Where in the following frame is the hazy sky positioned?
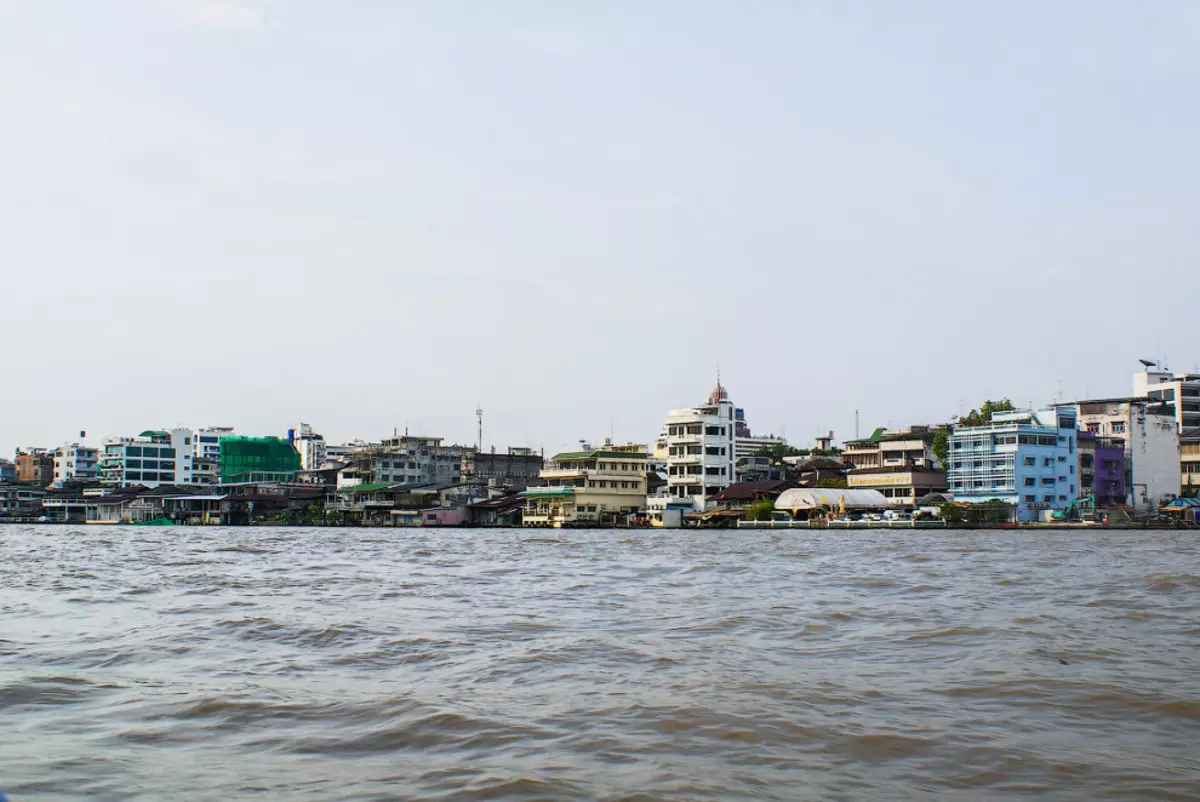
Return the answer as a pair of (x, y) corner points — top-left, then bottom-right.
(2, 0), (1198, 458)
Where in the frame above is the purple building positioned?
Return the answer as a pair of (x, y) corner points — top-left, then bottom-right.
(1079, 431), (1125, 506)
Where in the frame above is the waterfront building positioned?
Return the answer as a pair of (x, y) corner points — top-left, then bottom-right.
(947, 408), (1078, 522)
(219, 436), (301, 484)
(0, 459), (15, 483)
(1076, 431), (1126, 507)
(660, 382), (737, 512)
(15, 449), (54, 486)
(349, 435), (474, 487)
(462, 447), (544, 490)
(1134, 367), (1200, 432)
(193, 426), (235, 485)
(99, 429), (195, 488)
(1057, 398), (1179, 511)
(52, 443), (99, 484)
(1182, 428), (1200, 497)
(523, 441), (647, 526)
(0, 484), (47, 518)
(843, 425), (947, 508)
(291, 423), (327, 471)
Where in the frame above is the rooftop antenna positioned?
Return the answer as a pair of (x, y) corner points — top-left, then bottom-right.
(855, 409), (859, 440)
(476, 405), (483, 452)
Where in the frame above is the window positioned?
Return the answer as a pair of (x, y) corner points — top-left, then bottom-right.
(1024, 457), (1035, 466)
(1111, 422), (1126, 435)
(1024, 494), (1036, 502)
(1044, 458), (1053, 467)
(1058, 456), (1066, 462)
(1044, 495), (1055, 503)
(1024, 477), (1036, 487)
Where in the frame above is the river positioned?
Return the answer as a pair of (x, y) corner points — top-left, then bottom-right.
(1, 526), (1197, 800)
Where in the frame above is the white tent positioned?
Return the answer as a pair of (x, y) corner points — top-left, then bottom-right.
(775, 488), (888, 512)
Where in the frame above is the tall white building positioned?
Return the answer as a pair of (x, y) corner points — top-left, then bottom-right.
(1134, 367), (1200, 432)
(661, 382), (737, 511)
(99, 428), (195, 488)
(1063, 398), (1180, 511)
(292, 423), (327, 471)
(53, 443), (99, 484)
(193, 426), (235, 485)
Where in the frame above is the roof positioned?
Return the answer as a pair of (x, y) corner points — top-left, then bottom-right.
(708, 480), (791, 502)
(342, 482), (397, 494)
(1181, 427), (1200, 444)
(775, 488), (888, 511)
(553, 450), (648, 461)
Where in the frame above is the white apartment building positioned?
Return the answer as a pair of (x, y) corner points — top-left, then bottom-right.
(1135, 367), (1200, 432)
(661, 382), (737, 511)
(1062, 398), (1180, 510)
(99, 428), (195, 488)
(53, 443), (99, 483)
(192, 426), (234, 486)
(292, 422), (327, 471)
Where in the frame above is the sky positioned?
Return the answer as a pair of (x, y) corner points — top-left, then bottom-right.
(2, 0), (1198, 458)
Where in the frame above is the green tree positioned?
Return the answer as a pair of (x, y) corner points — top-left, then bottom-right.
(810, 447), (843, 457)
(817, 477), (848, 489)
(756, 443), (809, 463)
(931, 428), (949, 466)
(958, 399), (1016, 427)
(744, 498), (776, 521)
(940, 503), (964, 526)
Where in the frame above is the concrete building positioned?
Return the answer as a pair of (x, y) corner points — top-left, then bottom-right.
(53, 443), (99, 484)
(99, 429), (195, 488)
(0, 459), (15, 483)
(346, 435), (475, 487)
(1077, 431), (1126, 507)
(15, 449), (54, 485)
(523, 442), (647, 526)
(291, 423), (327, 471)
(947, 408), (1078, 522)
(660, 382), (737, 512)
(1059, 398), (1179, 511)
(193, 426), (234, 485)
(463, 447), (544, 490)
(1182, 428), (1200, 497)
(842, 425), (947, 508)
(1134, 367), (1200, 432)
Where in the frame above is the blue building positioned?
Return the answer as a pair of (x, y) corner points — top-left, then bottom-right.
(947, 408), (1078, 522)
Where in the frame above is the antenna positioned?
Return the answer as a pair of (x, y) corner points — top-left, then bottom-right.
(855, 409), (859, 440)
(476, 405), (483, 452)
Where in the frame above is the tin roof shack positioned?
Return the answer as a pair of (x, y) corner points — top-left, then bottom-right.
(698, 480), (795, 526)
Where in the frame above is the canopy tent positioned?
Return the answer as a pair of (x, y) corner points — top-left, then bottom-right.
(775, 488), (888, 513)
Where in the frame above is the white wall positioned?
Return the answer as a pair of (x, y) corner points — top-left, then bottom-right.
(1130, 411), (1180, 508)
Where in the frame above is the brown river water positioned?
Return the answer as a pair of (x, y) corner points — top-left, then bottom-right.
(1, 526), (1198, 800)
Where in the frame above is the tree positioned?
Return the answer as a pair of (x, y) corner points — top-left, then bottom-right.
(817, 477), (848, 489)
(810, 447), (843, 457)
(958, 399), (1016, 428)
(931, 428), (949, 466)
(940, 503), (964, 526)
(744, 498), (776, 521)
(756, 443), (809, 463)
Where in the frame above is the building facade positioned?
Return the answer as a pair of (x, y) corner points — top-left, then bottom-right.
(523, 443), (647, 526)
(1077, 431), (1126, 507)
(1063, 398), (1179, 511)
(843, 425), (947, 508)
(192, 426), (234, 485)
(1135, 368), (1200, 432)
(53, 443), (99, 484)
(463, 448), (544, 490)
(660, 382), (737, 511)
(15, 449), (54, 485)
(99, 429), (195, 488)
(1182, 428), (1200, 497)
(947, 408), (1078, 522)
(291, 423), (327, 471)
(0, 459), (16, 483)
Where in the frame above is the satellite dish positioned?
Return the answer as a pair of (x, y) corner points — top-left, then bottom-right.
(1139, 359), (1157, 368)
